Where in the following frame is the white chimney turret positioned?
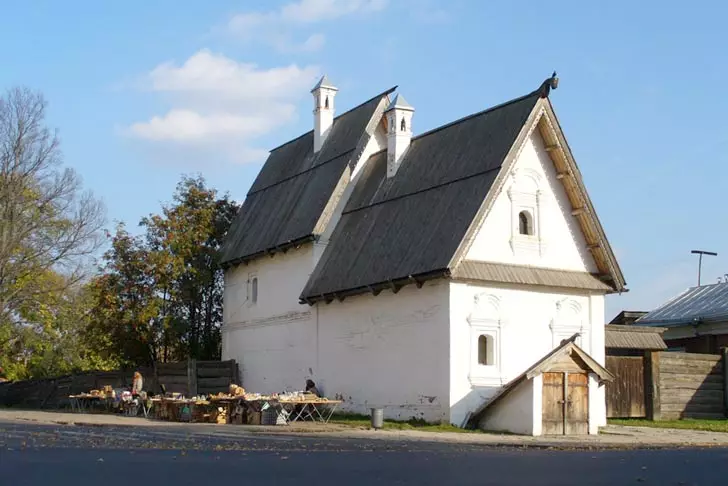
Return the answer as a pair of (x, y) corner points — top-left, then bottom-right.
(384, 94), (414, 178)
(311, 75), (338, 153)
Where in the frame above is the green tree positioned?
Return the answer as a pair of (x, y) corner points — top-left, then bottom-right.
(90, 175), (238, 365)
(0, 86), (105, 379)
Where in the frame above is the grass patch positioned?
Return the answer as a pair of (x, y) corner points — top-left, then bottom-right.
(329, 412), (478, 433)
(609, 418), (728, 433)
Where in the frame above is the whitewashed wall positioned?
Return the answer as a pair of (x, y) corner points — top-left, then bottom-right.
(479, 376), (538, 435)
(449, 281), (605, 427)
(222, 245), (317, 393)
(465, 128), (597, 273)
(316, 280), (451, 422)
(449, 122), (609, 429)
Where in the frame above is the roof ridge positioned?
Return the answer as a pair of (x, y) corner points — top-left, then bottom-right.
(267, 86), (397, 153)
(411, 89), (540, 143)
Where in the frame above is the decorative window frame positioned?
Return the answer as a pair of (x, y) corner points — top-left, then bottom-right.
(467, 293), (506, 386)
(507, 168), (547, 257)
(549, 299), (588, 351)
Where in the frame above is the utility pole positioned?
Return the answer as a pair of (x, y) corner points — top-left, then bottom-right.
(691, 250), (718, 286)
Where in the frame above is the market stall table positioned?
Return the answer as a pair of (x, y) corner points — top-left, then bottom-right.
(68, 394), (112, 413)
(278, 399), (342, 424)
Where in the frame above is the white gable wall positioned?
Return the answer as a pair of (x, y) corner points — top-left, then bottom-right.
(449, 124), (608, 428)
(465, 128), (597, 273)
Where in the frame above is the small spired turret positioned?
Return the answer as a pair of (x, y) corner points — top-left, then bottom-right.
(384, 94), (415, 178)
(311, 75), (338, 153)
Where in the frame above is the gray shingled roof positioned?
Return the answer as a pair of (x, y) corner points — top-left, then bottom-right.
(637, 282), (728, 327)
(221, 88), (395, 266)
(605, 325), (667, 350)
(300, 91), (541, 302)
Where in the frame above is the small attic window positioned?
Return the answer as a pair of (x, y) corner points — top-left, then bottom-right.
(400, 118), (407, 132)
(518, 211), (533, 236)
(324, 95), (329, 109)
(478, 335), (494, 366)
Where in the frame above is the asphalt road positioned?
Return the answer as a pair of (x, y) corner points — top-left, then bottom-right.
(1, 421), (727, 485)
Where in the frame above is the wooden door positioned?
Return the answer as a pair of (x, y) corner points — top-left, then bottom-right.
(566, 372), (589, 435)
(542, 372), (565, 435)
(542, 371), (590, 435)
(605, 356), (646, 418)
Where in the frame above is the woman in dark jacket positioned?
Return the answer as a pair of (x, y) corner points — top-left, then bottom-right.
(305, 379), (321, 397)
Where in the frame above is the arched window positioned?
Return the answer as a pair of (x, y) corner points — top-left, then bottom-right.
(518, 211), (533, 236)
(478, 335), (494, 365)
(324, 95), (329, 109)
(400, 117), (407, 132)
(251, 277), (258, 304)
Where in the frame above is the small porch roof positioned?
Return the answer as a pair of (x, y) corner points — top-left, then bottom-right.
(466, 334), (613, 428)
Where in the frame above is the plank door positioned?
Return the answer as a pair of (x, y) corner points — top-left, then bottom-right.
(565, 372), (589, 435)
(605, 356), (646, 418)
(542, 372), (565, 435)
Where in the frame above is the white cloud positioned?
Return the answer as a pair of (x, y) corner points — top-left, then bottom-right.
(124, 49), (320, 165)
(128, 107), (295, 142)
(224, 0), (388, 52)
(146, 50), (318, 102)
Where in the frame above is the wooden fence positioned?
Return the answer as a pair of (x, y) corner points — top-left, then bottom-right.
(607, 350), (728, 420)
(650, 351), (727, 420)
(0, 359), (239, 409)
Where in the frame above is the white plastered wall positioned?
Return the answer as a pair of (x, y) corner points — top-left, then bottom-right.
(450, 123), (608, 429)
(316, 280), (451, 422)
(449, 281), (604, 428)
(222, 245), (317, 393)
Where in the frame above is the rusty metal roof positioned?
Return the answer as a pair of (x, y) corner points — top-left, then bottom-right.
(605, 325), (667, 350)
(452, 261), (614, 292)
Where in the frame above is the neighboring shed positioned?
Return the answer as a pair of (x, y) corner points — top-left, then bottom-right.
(467, 335), (613, 436)
(605, 324), (667, 356)
(604, 324), (667, 419)
(636, 282), (728, 354)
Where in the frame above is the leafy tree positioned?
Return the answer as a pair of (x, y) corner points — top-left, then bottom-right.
(90, 176), (238, 365)
(0, 86), (105, 379)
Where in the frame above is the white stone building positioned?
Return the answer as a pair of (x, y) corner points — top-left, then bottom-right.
(220, 74), (626, 435)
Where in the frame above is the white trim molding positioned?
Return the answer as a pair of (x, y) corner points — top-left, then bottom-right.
(467, 293), (507, 386)
(508, 168), (547, 258)
(549, 298), (589, 351)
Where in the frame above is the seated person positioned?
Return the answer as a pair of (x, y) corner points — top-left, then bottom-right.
(305, 379), (321, 397)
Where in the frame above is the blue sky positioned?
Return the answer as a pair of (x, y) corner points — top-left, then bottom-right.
(1, 0), (727, 320)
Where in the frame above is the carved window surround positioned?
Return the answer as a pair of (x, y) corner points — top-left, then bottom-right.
(467, 294), (507, 386)
(508, 186), (547, 257)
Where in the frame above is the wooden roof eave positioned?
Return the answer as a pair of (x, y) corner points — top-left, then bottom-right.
(537, 100), (627, 293)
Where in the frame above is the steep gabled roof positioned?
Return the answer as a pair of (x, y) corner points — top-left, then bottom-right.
(637, 282), (728, 327)
(221, 87), (395, 267)
(466, 335), (613, 428)
(299, 90), (540, 302)
(300, 79), (627, 304)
